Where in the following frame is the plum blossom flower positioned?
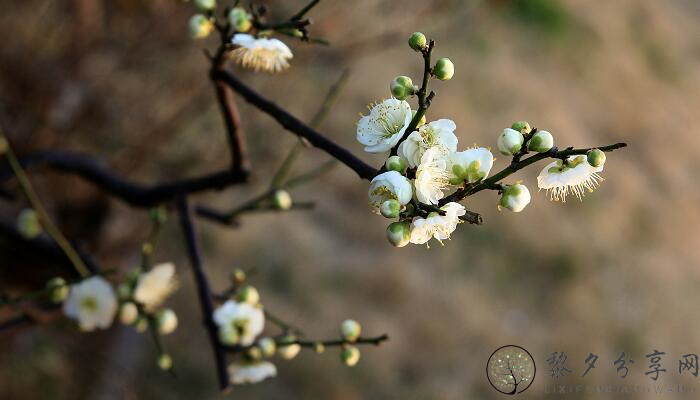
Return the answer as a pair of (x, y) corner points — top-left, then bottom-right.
(63, 276), (118, 331)
(414, 146), (451, 205)
(229, 361), (277, 384)
(213, 300), (265, 346)
(368, 171), (413, 212)
(356, 98), (412, 153)
(397, 119), (458, 168)
(537, 155), (604, 202)
(409, 202), (466, 245)
(449, 147), (493, 184)
(499, 183), (531, 212)
(133, 262), (178, 312)
(231, 34), (293, 73)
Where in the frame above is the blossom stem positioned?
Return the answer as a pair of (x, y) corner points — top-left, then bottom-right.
(293, 334), (389, 348)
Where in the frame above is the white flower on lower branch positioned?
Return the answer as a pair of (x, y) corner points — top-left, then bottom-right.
(230, 34), (293, 73)
(409, 202), (466, 246)
(397, 119), (458, 168)
(356, 98), (412, 153)
(63, 276), (118, 331)
(414, 146), (451, 205)
(229, 360), (277, 385)
(537, 155), (604, 202)
(368, 171), (413, 213)
(133, 262), (178, 312)
(213, 300), (265, 346)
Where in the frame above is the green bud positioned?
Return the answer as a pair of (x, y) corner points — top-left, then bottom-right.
(157, 308), (178, 335)
(341, 346), (360, 367)
(380, 200), (401, 219)
(434, 58), (454, 81)
(385, 155), (407, 173)
(340, 319), (362, 342)
(511, 121), (531, 134)
(247, 346), (263, 361)
(228, 7), (251, 33)
(390, 76), (415, 100)
(231, 268), (246, 284)
(189, 14), (213, 39)
(587, 148), (606, 168)
(237, 285), (260, 305)
(411, 110), (427, 127)
(117, 283), (132, 301)
(408, 32), (428, 51)
(134, 316), (149, 333)
(314, 342), (325, 354)
(527, 130), (554, 153)
(499, 184), (531, 213)
(272, 189), (293, 210)
(126, 268), (142, 286)
(219, 327), (239, 345)
(386, 221), (411, 248)
(497, 128), (524, 156)
(195, 0), (216, 10)
(46, 277), (69, 303)
(158, 354), (173, 371)
(17, 209), (42, 239)
(278, 343), (301, 360)
(119, 302), (139, 325)
(258, 337), (276, 357)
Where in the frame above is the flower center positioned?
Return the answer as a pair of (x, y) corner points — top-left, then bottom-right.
(80, 297), (98, 313)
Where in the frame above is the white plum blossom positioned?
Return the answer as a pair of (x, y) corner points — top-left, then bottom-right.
(133, 262), (178, 312)
(449, 147), (493, 184)
(499, 183), (531, 212)
(397, 119), (458, 168)
(213, 300), (265, 346)
(368, 171), (413, 212)
(497, 128), (524, 156)
(409, 202), (466, 245)
(63, 276), (118, 331)
(231, 34), (293, 73)
(537, 155), (604, 202)
(229, 361), (277, 385)
(414, 146), (451, 205)
(356, 98), (412, 153)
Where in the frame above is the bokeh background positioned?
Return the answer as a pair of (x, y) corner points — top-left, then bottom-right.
(1, 0), (699, 398)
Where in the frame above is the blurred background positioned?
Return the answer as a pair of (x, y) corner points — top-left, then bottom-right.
(1, 0), (699, 398)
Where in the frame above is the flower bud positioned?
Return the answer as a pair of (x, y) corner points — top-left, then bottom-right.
(499, 184), (531, 213)
(231, 268), (246, 285)
(385, 155), (407, 173)
(189, 14), (213, 39)
(126, 268), (142, 286)
(511, 120), (531, 134)
(17, 209), (42, 239)
(411, 110), (427, 127)
(228, 7), (251, 32)
(341, 346), (360, 367)
(219, 327), (239, 345)
(247, 346), (263, 361)
(386, 221), (411, 248)
(46, 277), (68, 303)
(408, 32), (427, 51)
(497, 128), (524, 156)
(380, 200), (401, 219)
(527, 130), (554, 153)
(258, 337), (276, 357)
(119, 302), (139, 325)
(278, 343), (301, 360)
(340, 319), (361, 342)
(434, 58), (454, 81)
(135, 316), (149, 333)
(272, 189), (293, 210)
(587, 148), (606, 168)
(237, 285), (260, 305)
(158, 354), (173, 371)
(117, 283), (132, 300)
(195, 0), (216, 10)
(390, 76), (415, 100)
(157, 308), (178, 335)
(314, 342), (325, 354)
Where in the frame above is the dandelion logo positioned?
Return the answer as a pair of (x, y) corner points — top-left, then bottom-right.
(486, 345), (536, 395)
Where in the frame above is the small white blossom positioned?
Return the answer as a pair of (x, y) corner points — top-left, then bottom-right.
(63, 276), (118, 331)
(368, 171), (413, 212)
(133, 262), (178, 312)
(213, 300), (265, 346)
(414, 147), (451, 205)
(231, 34), (293, 73)
(449, 147), (493, 184)
(537, 155), (604, 202)
(229, 361), (277, 385)
(397, 119), (458, 168)
(499, 184), (531, 212)
(409, 202), (466, 245)
(497, 128), (524, 156)
(356, 98), (412, 153)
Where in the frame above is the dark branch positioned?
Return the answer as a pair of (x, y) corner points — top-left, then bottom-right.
(295, 333), (389, 348)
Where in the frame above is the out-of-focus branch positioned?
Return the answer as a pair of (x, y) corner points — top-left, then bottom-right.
(176, 195), (230, 391)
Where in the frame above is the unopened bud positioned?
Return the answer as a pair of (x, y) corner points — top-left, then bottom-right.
(386, 221), (411, 248)
(157, 309), (178, 335)
(278, 343), (301, 360)
(17, 209), (42, 239)
(511, 121), (531, 134)
(247, 346), (263, 361)
(231, 268), (246, 284)
(195, 0), (216, 10)
(46, 277), (68, 303)
(341, 346), (360, 367)
(390, 76), (415, 100)
(434, 58), (454, 81)
(237, 285), (260, 305)
(408, 32), (428, 51)
(119, 302), (139, 325)
(380, 199), (401, 219)
(340, 319), (361, 342)
(314, 342), (325, 354)
(258, 337), (276, 357)
(499, 184), (531, 213)
(158, 354), (173, 371)
(272, 189), (292, 210)
(117, 283), (132, 301)
(527, 130), (554, 153)
(189, 14), (213, 39)
(385, 155), (407, 173)
(228, 7), (251, 32)
(134, 316), (149, 333)
(587, 148), (606, 168)
(497, 128), (524, 156)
